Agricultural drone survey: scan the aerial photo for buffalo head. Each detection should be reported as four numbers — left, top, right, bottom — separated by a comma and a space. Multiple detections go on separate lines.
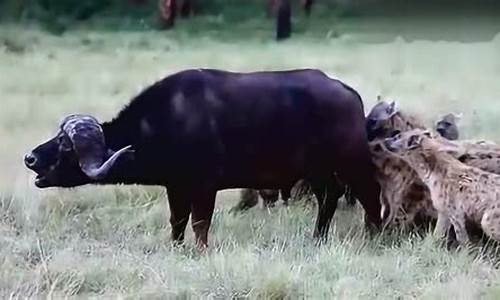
24, 114, 133, 188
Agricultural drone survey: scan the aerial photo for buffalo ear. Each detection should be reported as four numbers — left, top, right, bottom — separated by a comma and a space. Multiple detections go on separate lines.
61, 114, 133, 180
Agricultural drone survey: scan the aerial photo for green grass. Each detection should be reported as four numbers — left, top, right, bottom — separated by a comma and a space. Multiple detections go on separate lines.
1, 15, 500, 298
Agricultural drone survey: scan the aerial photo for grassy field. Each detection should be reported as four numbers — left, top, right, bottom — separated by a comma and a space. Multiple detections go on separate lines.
2, 14, 500, 298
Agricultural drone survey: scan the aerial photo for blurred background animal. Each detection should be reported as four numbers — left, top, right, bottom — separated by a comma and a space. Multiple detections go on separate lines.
435, 113, 462, 141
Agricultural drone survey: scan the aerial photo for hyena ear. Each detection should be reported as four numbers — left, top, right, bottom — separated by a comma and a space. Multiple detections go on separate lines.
387, 100, 399, 118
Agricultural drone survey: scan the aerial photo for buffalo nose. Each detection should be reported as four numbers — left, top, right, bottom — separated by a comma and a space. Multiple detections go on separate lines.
24, 153, 38, 168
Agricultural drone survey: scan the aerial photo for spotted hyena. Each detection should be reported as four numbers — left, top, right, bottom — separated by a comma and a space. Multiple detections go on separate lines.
435, 137, 500, 176
435, 113, 462, 140
369, 139, 435, 228
366, 100, 427, 141
385, 129, 500, 244
366, 100, 500, 175
367, 100, 463, 142
366, 101, 500, 229
373, 131, 500, 229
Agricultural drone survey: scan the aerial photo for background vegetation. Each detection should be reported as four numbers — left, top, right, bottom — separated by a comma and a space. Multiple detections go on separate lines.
1, 1, 500, 298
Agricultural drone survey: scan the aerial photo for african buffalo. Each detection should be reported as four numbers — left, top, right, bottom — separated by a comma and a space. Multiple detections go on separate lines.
24, 68, 381, 248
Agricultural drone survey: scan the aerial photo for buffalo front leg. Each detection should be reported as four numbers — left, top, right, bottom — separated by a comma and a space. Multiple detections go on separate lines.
190, 188, 217, 249
166, 187, 192, 244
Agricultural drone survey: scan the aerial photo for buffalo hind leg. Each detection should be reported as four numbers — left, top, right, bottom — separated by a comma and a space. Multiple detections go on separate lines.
166, 187, 192, 244
310, 176, 346, 241
190, 188, 217, 249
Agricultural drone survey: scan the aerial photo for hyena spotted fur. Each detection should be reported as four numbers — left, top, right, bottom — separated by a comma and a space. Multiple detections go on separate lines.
366, 100, 427, 141
385, 129, 500, 244
367, 101, 500, 228
370, 139, 434, 228
374, 131, 500, 229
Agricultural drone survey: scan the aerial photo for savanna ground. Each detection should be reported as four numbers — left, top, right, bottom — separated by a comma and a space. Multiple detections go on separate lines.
2, 10, 500, 298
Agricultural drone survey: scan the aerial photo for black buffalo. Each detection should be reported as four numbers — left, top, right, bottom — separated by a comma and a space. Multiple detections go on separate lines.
24, 69, 381, 247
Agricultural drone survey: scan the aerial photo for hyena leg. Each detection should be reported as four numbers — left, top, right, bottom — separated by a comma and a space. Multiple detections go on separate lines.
434, 212, 451, 239
481, 208, 500, 242
379, 192, 393, 228
449, 214, 470, 245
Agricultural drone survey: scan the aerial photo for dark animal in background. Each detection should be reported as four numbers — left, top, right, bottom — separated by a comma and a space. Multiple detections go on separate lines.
158, 0, 195, 28
25, 68, 381, 248
276, 0, 292, 40
180, 0, 194, 18
159, 0, 309, 39
435, 113, 461, 141
268, 0, 314, 17
302, 0, 314, 16
158, 0, 176, 28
